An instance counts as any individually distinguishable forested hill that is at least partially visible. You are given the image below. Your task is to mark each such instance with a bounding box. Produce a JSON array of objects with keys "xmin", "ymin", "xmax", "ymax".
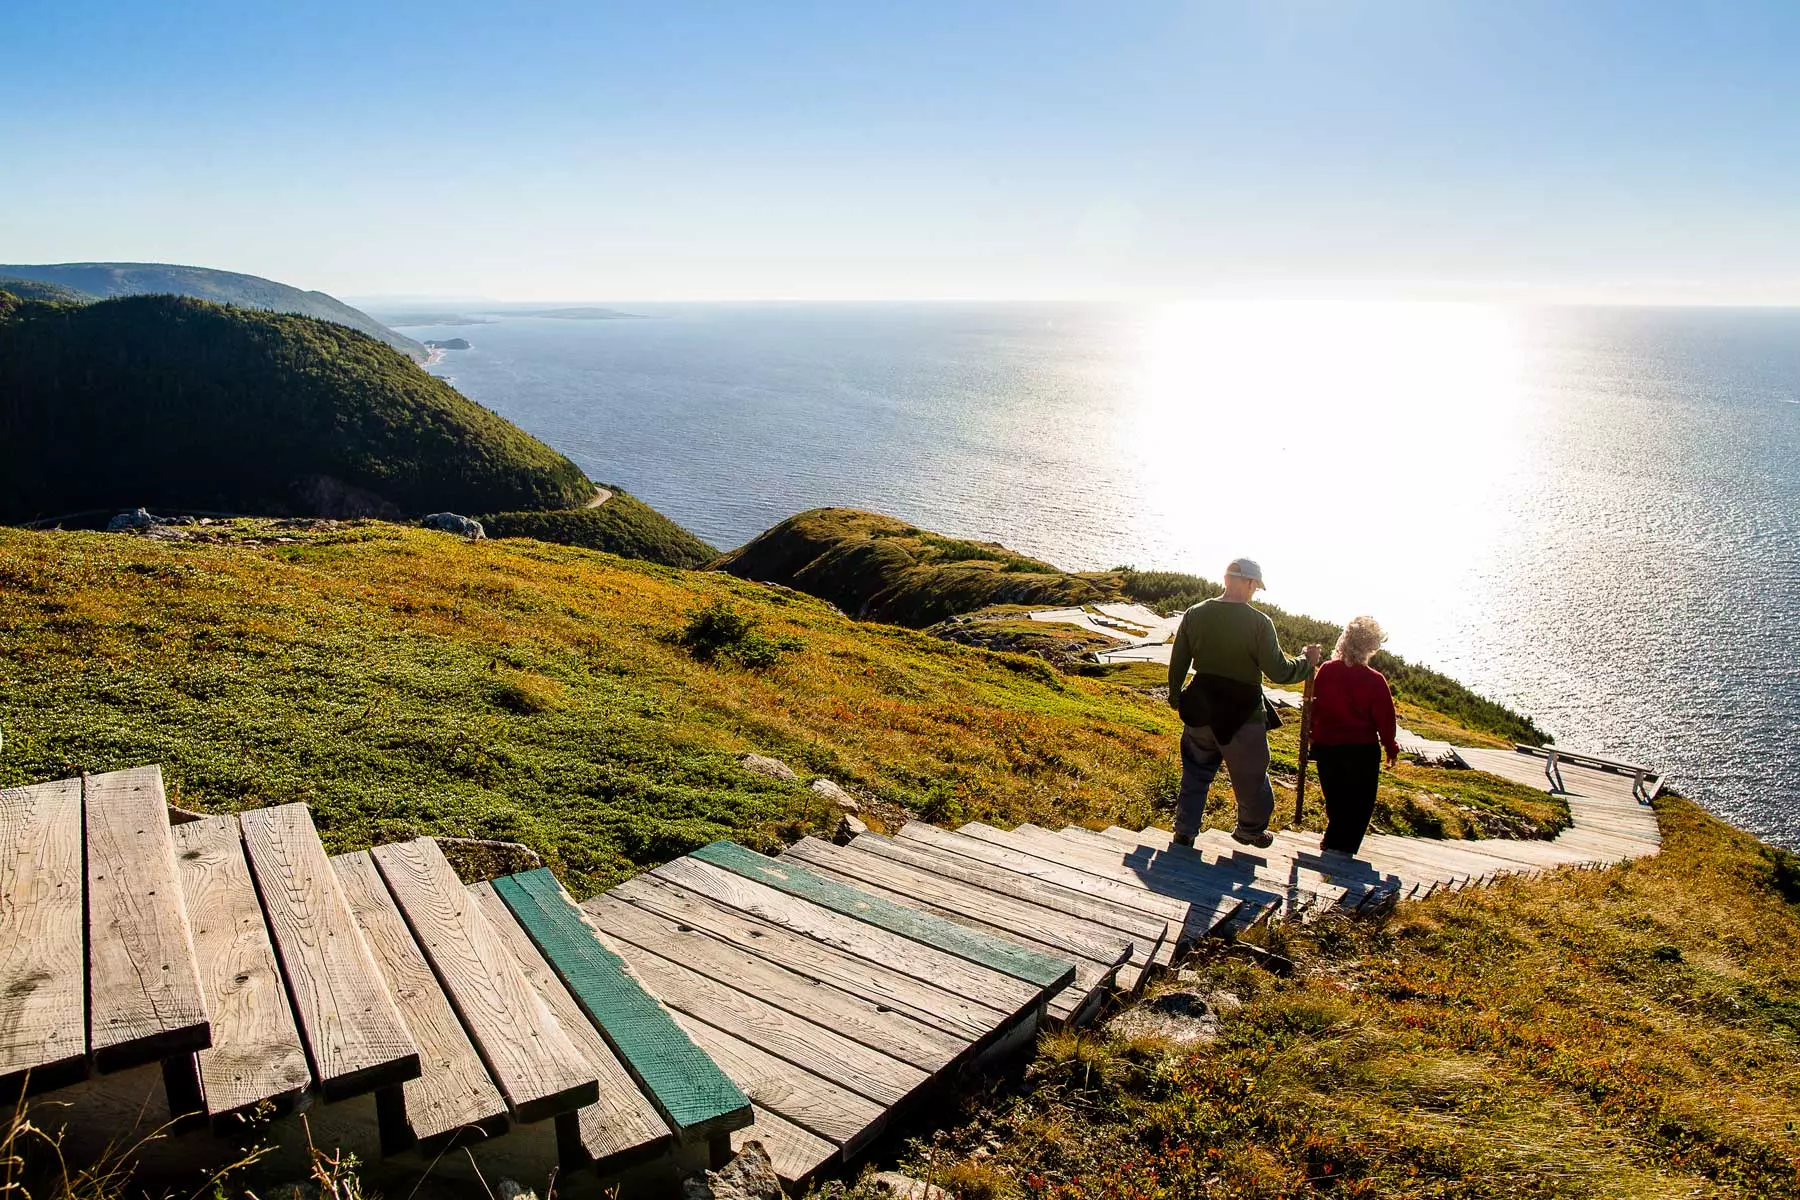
[
  {"xmin": 0, "ymin": 292, "xmax": 593, "ymax": 522},
  {"xmin": 0, "ymin": 261, "xmax": 425, "ymax": 360}
]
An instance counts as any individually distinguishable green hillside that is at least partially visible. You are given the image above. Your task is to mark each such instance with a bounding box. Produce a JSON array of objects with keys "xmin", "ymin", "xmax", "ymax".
[
  {"xmin": 0, "ymin": 292, "xmax": 593, "ymax": 522},
  {"xmin": 719, "ymin": 507, "xmax": 1546, "ymax": 744},
  {"xmin": 0, "ymin": 261, "xmax": 426, "ymax": 359},
  {"xmin": 717, "ymin": 507, "xmax": 1117, "ymax": 624},
  {"xmin": 0, "ymin": 275, "xmax": 88, "ymax": 304},
  {"xmin": 479, "ymin": 488, "xmax": 717, "ymax": 568}
]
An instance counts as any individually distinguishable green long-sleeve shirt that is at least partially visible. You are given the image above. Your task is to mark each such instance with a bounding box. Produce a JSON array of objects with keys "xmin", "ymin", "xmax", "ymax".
[{"xmin": 1166, "ymin": 598, "xmax": 1312, "ymax": 708}]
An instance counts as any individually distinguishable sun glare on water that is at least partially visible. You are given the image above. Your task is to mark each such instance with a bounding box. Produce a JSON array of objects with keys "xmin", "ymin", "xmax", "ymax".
[{"xmin": 1115, "ymin": 298, "xmax": 1534, "ymax": 649}]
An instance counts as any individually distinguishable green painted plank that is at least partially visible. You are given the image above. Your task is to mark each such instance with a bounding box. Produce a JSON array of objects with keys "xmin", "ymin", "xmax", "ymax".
[
  {"xmin": 691, "ymin": 842, "xmax": 1075, "ymax": 991},
  {"xmin": 492, "ymin": 869, "xmax": 751, "ymax": 1142}
]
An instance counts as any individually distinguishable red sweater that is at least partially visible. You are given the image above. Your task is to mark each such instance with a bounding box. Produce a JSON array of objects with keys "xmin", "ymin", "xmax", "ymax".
[{"xmin": 1309, "ymin": 660, "xmax": 1398, "ymax": 753}]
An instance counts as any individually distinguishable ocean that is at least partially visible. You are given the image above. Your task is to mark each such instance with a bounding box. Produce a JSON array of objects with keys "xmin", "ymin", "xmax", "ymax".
[{"xmin": 403, "ymin": 301, "xmax": 1800, "ymax": 848}]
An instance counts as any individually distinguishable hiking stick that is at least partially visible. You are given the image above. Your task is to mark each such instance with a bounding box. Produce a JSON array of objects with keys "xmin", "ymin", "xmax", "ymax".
[{"xmin": 1293, "ymin": 670, "xmax": 1317, "ymax": 824}]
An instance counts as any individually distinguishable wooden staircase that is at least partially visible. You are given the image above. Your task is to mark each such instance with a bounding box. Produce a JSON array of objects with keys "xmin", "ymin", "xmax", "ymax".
[{"xmin": 1, "ymin": 746, "xmax": 1661, "ymax": 1193}]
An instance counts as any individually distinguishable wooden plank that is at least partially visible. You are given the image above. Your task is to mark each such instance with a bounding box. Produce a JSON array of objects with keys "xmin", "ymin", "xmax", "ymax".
[
  {"xmin": 466, "ymin": 881, "xmax": 673, "ymax": 1169},
  {"xmin": 784, "ymin": 839, "xmax": 1135, "ymax": 970},
  {"xmin": 852, "ymin": 832, "xmax": 1177, "ymax": 967},
  {"xmin": 1100, "ymin": 826, "xmax": 1372, "ymax": 910},
  {"xmin": 171, "ymin": 816, "xmax": 309, "ymax": 1120},
  {"xmin": 650, "ymin": 857, "xmax": 1042, "ymax": 1017},
  {"xmin": 777, "ymin": 850, "xmax": 1106, "ymax": 1021},
  {"xmin": 663, "ymin": 1007, "xmax": 885, "ymax": 1153},
  {"xmin": 371, "ymin": 840, "xmax": 596, "ymax": 1125},
  {"xmin": 1050, "ymin": 825, "xmax": 1345, "ymax": 913},
  {"xmin": 893, "ymin": 821, "xmax": 1226, "ymax": 940},
  {"xmin": 84, "ymin": 766, "xmax": 210, "ymax": 1072},
  {"xmin": 239, "ymin": 803, "xmax": 419, "ymax": 1100},
  {"xmin": 734, "ymin": 1105, "xmax": 839, "ymax": 1185},
  {"xmin": 585, "ymin": 893, "xmax": 964, "ymax": 1072},
  {"xmin": 491, "ymin": 868, "xmax": 751, "ymax": 1143},
  {"xmin": 691, "ymin": 841, "xmax": 1076, "ymax": 991},
  {"xmin": 590, "ymin": 929, "xmax": 927, "ymax": 1108},
  {"xmin": 0, "ymin": 777, "xmax": 87, "ymax": 1095},
  {"xmin": 602, "ymin": 876, "xmax": 1005, "ymax": 1041},
  {"xmin": 936, "ymin": 823, "xmax": 1245, "ymax": 940},
  {"xmin": 332, "ymin": 851, "xmax": 507, "ymax": 1149}
]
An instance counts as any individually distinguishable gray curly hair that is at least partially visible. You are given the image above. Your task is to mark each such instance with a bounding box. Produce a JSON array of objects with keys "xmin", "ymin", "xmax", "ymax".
[{"xmin": 1333, "ymin": 615, "xmax": 1386, "ymax": 666}]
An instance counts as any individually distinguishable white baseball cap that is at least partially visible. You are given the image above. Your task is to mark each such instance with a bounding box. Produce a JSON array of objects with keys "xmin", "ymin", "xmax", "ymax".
[{"xmin": 1225, "ymin": 558, "xmax": 1265, "ymax": 587}]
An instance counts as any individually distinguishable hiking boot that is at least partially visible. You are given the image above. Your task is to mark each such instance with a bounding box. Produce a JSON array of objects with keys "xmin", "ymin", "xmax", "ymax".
[
  {"xmin": 1171, "ymin": 832, "xmax": 1196, "ymax": 848},
  {"xmin": 1231, "ymin": 828, "xmax": 1275, "ymax": 849}
]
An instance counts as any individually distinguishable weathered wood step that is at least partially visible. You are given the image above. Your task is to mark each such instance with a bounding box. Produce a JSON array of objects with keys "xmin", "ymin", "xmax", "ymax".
[
  {"xmin": 173, "ymin": 815, "xmax": 309, "ymax": 1124},
  {"xmin": 894, "ymin": 822, "xmax": 1228, "ymax": 944},
  {"xmin": 466, "ymin": 881, "xmax": 671, "ymax": 1173},
  {"xmin": 491, "ymin": 868, "xmax": 752, "ymax": 1148},
  {"xmin": 954, "ymin": 823, "xmax": 1254, "ymax": 939},
  {"xmin": 689, "ymin": 842, "xmax": 1077, "ymax": 993},
  {"xmin": 332, "ymin": 850, "xmax": 507, "ymax": 1152},
  {"xmin": 775, "ymin": 840, "xmax": 1122, "ymax": 1019},
  {"xmin": 85, "ymin": 767, "xmax": 211, "ymax": 1076},
  {"xmin": 239, "ymin": 803, "xmax": 419, "ymax": 1101},
  {"xmin": 0, "ymin": 777, "xmax": 88, "ymax": 1096},
  {"xmin": 372, "ymin": 839, "xmax": 597, "ymax": 1126},
  {"xmin": 602, "ymin": 874, "xmax": 1009, "ymax": 1042},
  {"xmin": 648, "ymin": 856, "xmax": 1044, "ymax": 1022},
  {"xmin": 845, "ymin": 830, "xmax": 1177, "ymax": 971},
  {"xmin": 1054, "ymin": 825, "xmax": 1346, "ymax": 916}
]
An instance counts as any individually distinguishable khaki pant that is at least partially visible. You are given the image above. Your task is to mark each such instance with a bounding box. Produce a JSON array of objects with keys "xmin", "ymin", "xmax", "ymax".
[{"xmin": 1173, "ymin": 718, "xmax": 1275, "ymax": 840}]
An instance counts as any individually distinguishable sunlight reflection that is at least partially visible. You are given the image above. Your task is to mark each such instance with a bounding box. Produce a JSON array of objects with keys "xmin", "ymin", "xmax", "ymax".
[{"xmin": 1115, "ymin": 300, "xmax": 1533, "ymax": 648}]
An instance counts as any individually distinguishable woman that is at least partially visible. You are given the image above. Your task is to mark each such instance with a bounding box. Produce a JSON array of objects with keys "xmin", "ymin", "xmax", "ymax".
[{"xmin": 1309, "ymin": 615, "xmax": 1399, "ymax": 855}]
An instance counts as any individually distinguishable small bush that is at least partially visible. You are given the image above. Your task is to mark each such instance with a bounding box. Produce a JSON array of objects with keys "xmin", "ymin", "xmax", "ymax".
[
  {"xmin": 675, "ymin": 599, "xmax": 800, "ymax": 669},
  {"xmin": 1764, "ymin": 846, "xmax": 1800, "ymax": 905}
]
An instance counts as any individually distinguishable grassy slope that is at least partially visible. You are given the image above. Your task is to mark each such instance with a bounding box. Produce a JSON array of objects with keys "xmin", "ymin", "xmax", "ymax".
[
  {"xmin": 902, "ymin": 796, "xmax": 1800, "ymax": 1199},
  {"xmin": 717, "ymin": 508, "xmax": 1119, "ymax": 624},
  {"xmin": 720, "ymin": 509, "xmax": 1546, "ymax": 745},
  {"xmin": 479, "ymin": 488, "xmax": 717, "ymax": 569},
  {"xmin": 0, "ymin": 523, "xmax": 1557, "ymax": 899},
  {"xmin": 0, "ymin": 294, "xmax": 593, "ymax": 522}
]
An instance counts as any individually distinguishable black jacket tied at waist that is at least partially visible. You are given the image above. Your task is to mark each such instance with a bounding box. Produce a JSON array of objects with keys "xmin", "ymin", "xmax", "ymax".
[{"xmin": 1178, "ymin": 673, "xmax": 1283, "ymax": 742}]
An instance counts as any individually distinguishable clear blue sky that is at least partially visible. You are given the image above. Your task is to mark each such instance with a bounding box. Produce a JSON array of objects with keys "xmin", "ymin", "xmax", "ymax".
[{"xmin": 4, "ymin": 1, "xmax": 1798, "ymax": 302}]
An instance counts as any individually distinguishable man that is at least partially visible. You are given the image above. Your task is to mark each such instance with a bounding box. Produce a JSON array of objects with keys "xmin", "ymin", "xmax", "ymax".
[{"xmin": 1167, "ymin": 558, "xmax": 1321, "ymax": 849}]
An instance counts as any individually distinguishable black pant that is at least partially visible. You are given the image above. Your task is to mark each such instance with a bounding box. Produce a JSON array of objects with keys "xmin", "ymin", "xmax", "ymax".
[{"xmin": 1314, "ymin": 743, "xmax": 1380, "ymax": 855}]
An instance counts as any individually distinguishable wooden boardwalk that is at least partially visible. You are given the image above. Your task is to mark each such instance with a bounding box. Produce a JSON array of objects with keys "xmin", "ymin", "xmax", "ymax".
[{"xmin": 1, "ymin": 745, "xmax": 1662, "ymax": 1192}]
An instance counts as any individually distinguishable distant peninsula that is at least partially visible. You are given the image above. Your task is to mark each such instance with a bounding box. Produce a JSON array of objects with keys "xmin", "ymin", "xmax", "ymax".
[
  {"xmin": 511, "ymin": 306, "xmax": 646, "ymax": 320},
  {"xmin": 424, "ymin": 337, "xmax": 471, "ymax": 350},
  {"xmin": 377, "ymin": 312, "xmax": 497, "ymax": 327}
]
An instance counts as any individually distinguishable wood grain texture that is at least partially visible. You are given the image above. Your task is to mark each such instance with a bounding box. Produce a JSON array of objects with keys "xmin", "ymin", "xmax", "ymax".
[
  {"xmin": 0, "ymin": 777, "xmax": 87, "ymax": 1095},
  {"xmin": 370, "ymin": 840, "xmax": 596, "ymax": 1125},
  {"xmin": 601, "ymin": 875, "xmax": 1004, "ymax": 1041},
  {"xmin": 692, "ymin": 841, "xmax": 1075, "ymax": 990},
  {"xmin": 895, "ymin": 822, "xmax": 1225, "ymax": 942},
  {"xmin": 239, "ymin": 803, "xmax": 418, "ymax": 1100},
  {"xmin": 466, "ymin": 881, "xmax": 670, "ymax": 1169},
  {"xmin": 777, "ymin": 852, "xmax": 1102, "ymax": 1022},
  {"xmin": 650, "ymin": 858, "xmax": 1042, "ymax": 1017},
  {"xmin": 586, "ymin": 892, "xmax": 964, "ymax": 1072},
  {"xmin": 84, "ymin": 766, "xmax": 210, "ymax": 1072},
  {"xmin": 491, "ymin": 868, "xmax": 751, "ymax": 1143},
  {"xmin": 591, "ymin": 928, "xmax": 927, "ymax": 1107},
  {"xmin": 783, "ymin": 838, "xmax": 1134, "ymax": 969},
  {"xmin": 171, "ymin": 816, "xmax": 309, "ymax": 1119},
  {"xmin": 851, "ymin": 832, "xmax": 1176, "ymax": 958},
  {"xmin": 332, "ymin": 851, "xmax": 507, "ymax": 1149},
  {"xmin": 665, "ymin": 1006, "xmax": 886, "ymax": 1156}
]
